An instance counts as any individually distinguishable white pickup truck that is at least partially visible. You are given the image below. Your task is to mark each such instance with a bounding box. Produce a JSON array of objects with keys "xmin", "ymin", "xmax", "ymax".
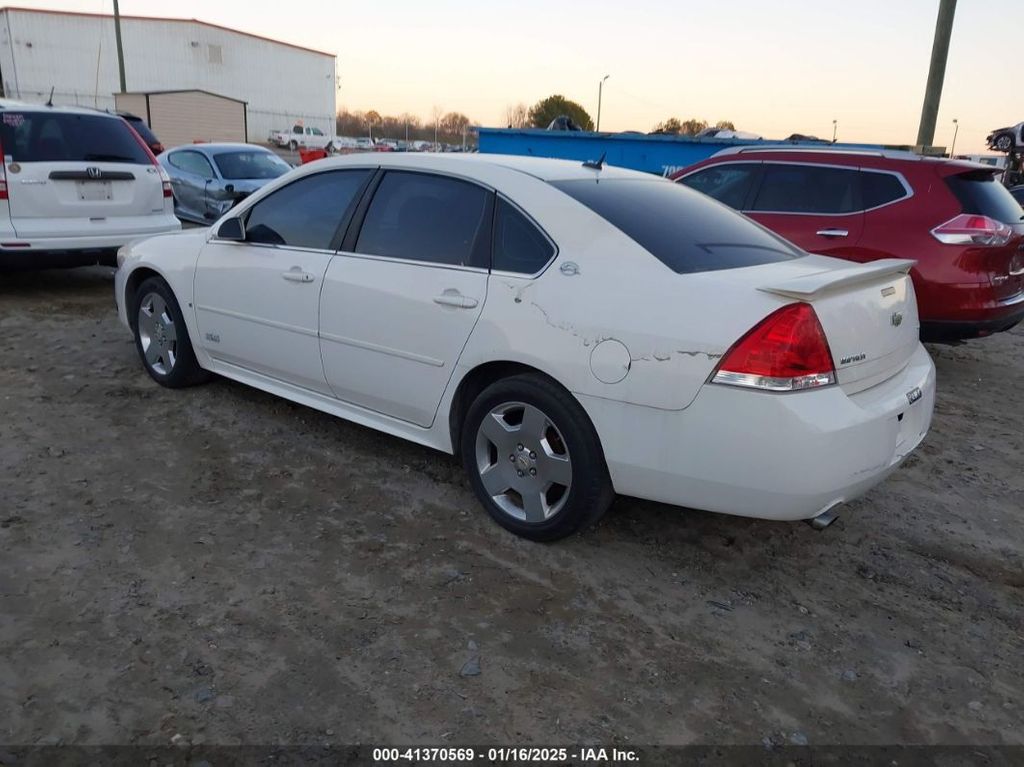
[{"xmin": 269, "ymin": 124, "xmax": 337, "ymax": 151}]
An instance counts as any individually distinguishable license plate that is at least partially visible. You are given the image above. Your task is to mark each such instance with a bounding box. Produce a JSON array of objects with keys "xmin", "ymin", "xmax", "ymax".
[{"xmin": 77, "ymin": 180, "xmax": 112, "ymax": 201}]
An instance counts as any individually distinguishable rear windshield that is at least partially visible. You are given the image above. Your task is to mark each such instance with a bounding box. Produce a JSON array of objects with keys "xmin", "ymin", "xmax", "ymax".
[
  {"xmin": 946, "ymin": 171, "xmax": 1024, "ymax": 224},
  {"xmin": 551, "ymin": 178, "xmax": 800, "ymax": 273},
  {"xmin": 213, "ymin": 150, "xmax": 290, "ymax": 180},
  {"xmin": 0, "ymin": 111, "xmax": 151, "ymax": 164}
]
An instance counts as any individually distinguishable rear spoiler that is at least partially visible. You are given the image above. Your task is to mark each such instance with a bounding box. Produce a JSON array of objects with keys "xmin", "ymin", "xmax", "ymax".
[{"xmin": 758, "ymin": 258, "xmax": 915, "ymax": 300}]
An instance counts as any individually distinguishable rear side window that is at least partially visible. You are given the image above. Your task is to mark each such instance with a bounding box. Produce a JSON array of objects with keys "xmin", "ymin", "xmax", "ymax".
[
  {"xmin": 678, "ymin": 163, "xmax": 759, "ymax": 209},
  {"xmin": 168, "ymin": 151, "xmax": 215, "ymax": 178},
  {"xmin": 245, "ymin": 169, "xmax": 370, "ymax": 249},
  {"xmin": 551, "ymin": 178, "xmax": 800, "ymax": 274},
  {"xmin": 355, "ymin": 171, "xmax": 491, "ymax": 268},
  {"xmin": 0, "ymin": 112, "xmax": 151, "ymax": 164},
  {"xmin": 751, "ymin": 164, "xmax": 859, "ymax": 214},
  {"xmin": 124, "ymin": 117, "xmax": 159, "ymax": 147},
  {"xmin": 492, "ymin": 198, "xmax": 555, "ymax": 274},
  {"xmin": 945, "ymin": 171, "xmax": 1024, "ymax": 224},
  {"xmin": 861, "ymin": 171, "xmax": 908, "ymax": 209}
]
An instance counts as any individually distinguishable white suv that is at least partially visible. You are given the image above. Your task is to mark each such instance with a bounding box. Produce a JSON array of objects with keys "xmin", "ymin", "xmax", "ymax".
[{"xmin": 0, "ymin": 100, "xmax": 180, "ymax": 269}]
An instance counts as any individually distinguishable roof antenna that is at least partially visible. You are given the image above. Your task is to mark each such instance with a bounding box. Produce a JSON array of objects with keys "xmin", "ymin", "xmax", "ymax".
[
  {"xmin": 582, "ymin": 151, "xmax": 606, "ymax": 170},
  {"xmin": 45, "ymin": 86, "xmax": 54, "ymax": 107}
]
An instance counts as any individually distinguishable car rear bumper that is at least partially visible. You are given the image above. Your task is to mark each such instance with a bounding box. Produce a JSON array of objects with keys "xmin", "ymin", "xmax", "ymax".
[
  {"xmin": 921, "ymin": 290, "xmax": 1024, "ymax": 340},
  {"xmin": 0, "ymin": 220, "xmax": 181, "ymax": 270},
  {"xmin": 582, "ymin": 343, "xmax": 935, "ymax": 521}
]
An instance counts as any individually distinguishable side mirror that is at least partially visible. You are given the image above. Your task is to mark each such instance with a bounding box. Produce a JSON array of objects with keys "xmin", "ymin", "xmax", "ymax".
[{"xmin": 216, "ymin": 217, "xmax": 245, "ymax": 242}]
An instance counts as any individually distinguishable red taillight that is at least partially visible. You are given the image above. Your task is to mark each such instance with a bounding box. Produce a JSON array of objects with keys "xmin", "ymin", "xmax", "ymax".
[
  {"xmin": 712, "ymin": 303, "xmax": 836, "ymax": 392},
  {"xmin": 931, "ymin": 214, "xmax": 1012, "ymax": 247},
  {"xmin": 0, "ymin": 138, "xmax": 7, "ymax": 200}
]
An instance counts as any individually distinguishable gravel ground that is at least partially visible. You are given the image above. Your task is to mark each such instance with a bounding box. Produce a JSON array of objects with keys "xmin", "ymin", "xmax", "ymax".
[{"xmin": 1, "ymin": 266, "xmax": 1022, "ymax": 747}]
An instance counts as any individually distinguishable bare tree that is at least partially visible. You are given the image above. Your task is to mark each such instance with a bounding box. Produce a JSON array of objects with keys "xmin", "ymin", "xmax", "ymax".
[{"xmin": 504, "ymin": 103, "xmax": 529, "ymax": 129}]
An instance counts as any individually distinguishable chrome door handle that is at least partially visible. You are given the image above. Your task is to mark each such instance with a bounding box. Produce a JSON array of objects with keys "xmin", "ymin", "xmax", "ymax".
[
  {"xmin": 433, "ymin": 293, "xmax": 479, "ymax": 309},
  {"xmin": 816, "ymin": 228, "xmax": 849, "ymax": 238},
  {"xmin": 281, "ymin": 268, "xmax": 315, "ymax": 283}
]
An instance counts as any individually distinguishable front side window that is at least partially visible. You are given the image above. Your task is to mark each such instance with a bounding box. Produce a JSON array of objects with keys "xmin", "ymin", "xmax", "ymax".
[
  {"xmin": 678, "ymin": 163, "xmax": 759, "ymax": 209},
  {"xmin": 169, "ymin": 151, "xmax": 215, "ymax": 178},
  {"xmin": 751, "ymin": 164, "xmax": 859, "ymax": 214},
  {"xmin": 0, "ymin": 112, "xmax": 151, "ymax": 164},
  {"xmin": 213, "ymin": 150, "xmax": 290, "ymax": 180},
  {"xmin": 492, "ymin": 198, "xmax": 555, "ymax": 274},
  {"xmin": 355, "ymin": 171, "xmax": 491, "ymax": 267},
  {"xmin": 552, "ymin": 178, "xmax": 799, "ymax": 274},
  {"xmin": 244, "ymin": 169, "xmax": 370, "ymax": 249}
]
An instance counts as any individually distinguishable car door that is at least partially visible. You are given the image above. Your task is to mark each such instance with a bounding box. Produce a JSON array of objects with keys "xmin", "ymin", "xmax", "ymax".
[
  {"xmin": 193, "ymin": 168, "xmax": 373, "ymax": 394},
  {"xmin": 319, "ymin": 169, "xmax": 493, "ymax": 427},
  {"xmin": 744, "ymin": 162, "xmax": 865, "ymax": 258},
  {"xmin": 166, "ymin": 150, "xmax": 217, "ymax": 221}
]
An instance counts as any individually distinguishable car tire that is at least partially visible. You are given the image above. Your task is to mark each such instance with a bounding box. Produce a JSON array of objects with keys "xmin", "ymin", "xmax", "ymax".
[
  {"xmin": 460, "ymin": 373, "xmax": 614, "ymax": 541},
  {"xmin": 132, "ymin": 276, "xmax": 210, "ymax": 389},
  {"xmin": 324, "ymin": 142, "xmax": 334, "ymax": 155},
  {"xmin": 994, "ymin": 133, "xmax": 1014, "ymax": 152},
  {"xmin": 288, "ymin": 140, "xmax": 298, "ymax": 151}
]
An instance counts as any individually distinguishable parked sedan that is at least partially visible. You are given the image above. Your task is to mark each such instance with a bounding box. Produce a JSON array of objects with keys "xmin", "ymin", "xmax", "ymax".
[
  {"xmin": 673, "ymin": 148, "xmax": 1024, "ymax": 340},
  {"xmin": 114, "ymin": 154, "xmax": 934, "ymax": 540},
  {"xmin": 159, "ymin": 143, "xmax": 291, "ymax": 225}
]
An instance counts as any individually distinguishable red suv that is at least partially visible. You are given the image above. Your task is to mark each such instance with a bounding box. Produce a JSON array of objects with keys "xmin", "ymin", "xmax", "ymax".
[{"xmin": 672, "ymin": 148, "xmax": 1024, "ymax": 341}]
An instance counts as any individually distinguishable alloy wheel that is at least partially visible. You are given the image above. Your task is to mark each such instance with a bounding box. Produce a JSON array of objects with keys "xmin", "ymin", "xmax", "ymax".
[
  {"xmin": 474, "ymin": 401, "xmax": 572, "ymax": 523},
  {"xmin": 137, "ymin": 292, "xmax": 178, "ymax": 376}
]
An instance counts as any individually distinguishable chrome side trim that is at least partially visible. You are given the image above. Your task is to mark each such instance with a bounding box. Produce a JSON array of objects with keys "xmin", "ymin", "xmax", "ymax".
[
  {"xmin": 319, "ymin": 330, "xmax": 445, "ymax": 367},
  {"xmin": 194, "ymin": 304, "xmax": 318, "ymax": 338}
]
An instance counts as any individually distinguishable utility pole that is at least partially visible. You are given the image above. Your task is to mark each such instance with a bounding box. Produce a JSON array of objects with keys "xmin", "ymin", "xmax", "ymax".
[
  {"xmin": 596, "ymin": 75, "xmax": 609, "ymax": 132},
  {"xmin": 950, "ymin": 118, "xmax": 959, "ymax": 156},
  {"xmin": 916, "ymin": 0, "xmax": 957, "ymax": 149},
  {"xmin": 113, "ymin": 0, "xmax": 127, "ymax": 93}
]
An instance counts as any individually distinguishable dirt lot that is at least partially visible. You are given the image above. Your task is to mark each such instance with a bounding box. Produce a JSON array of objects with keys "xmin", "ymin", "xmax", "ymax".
[{"xmin": 1, "ymin": 266, "xmax": 1022, "ymax": 748}]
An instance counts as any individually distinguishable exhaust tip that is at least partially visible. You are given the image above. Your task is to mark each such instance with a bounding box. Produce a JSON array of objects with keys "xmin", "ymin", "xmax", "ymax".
[{"xmin": 808, "ymin": 504, "xmax": 842, "ymax": 530}]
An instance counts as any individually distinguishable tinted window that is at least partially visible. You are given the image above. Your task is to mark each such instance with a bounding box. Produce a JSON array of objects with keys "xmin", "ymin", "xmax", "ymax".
[
  {"xmin": 551, "ymin": 178, "xmax": 800, "ymax": 274},
  {"xmin": 213, "ymin": 150, "xmax": 290, "ymax": 180},
  {"xmin": 678, "ymin": 163, "xmax": 759, "ymax": 209},
  {"xmin": 245, "ymin": 169, "xmax": 370, "ymax": 249},
  {"xmin": 1011, "ymin": 187, "xmax": 1024, "ymax": 206},
  {"xmin": 946, "ymin": 171, "xmax": 1024, "ymax": 224},
  {"xmin": 861, "ymin": 171, "xmax": 907, "ymax": 208},
  {"xmin": 168, "ymin": 151, "xmax": 215, "ymax": 178},
  {"xmin": 751, "ymin": 164, "xmax": 859, "ymax": 214},
  {"xmin": 355, "ymin": 171, "xmax": 490, "ymax": 267},
  {"xmin": 0, "ymin": 111, "xmax": 151, "ymax": 164},
  {"xmin": 493, "ymin": 198, "xmax": 555, "ymax": 274},
  {"xmin": 123, "ymin": 115, "xmax": 159, "ymax": 147}
]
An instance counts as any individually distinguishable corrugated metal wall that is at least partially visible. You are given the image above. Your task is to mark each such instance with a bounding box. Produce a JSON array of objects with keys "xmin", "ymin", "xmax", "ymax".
[
  {"xmin": 148, "ymin": 91, "xmax": 246, "ymax": 147},
  {"xmin": 0, "ymin": 9, "xmax": 335, "ymax": 143},
  {"xmin": 113, "ymin": 92, "xmax": 147, "ymax": 119}
]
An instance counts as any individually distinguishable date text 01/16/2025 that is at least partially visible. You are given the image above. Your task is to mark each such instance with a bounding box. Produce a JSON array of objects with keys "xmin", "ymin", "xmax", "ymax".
[{"xmin": 372, "ymin": 746, "xmax": 640, "ymax": 763}]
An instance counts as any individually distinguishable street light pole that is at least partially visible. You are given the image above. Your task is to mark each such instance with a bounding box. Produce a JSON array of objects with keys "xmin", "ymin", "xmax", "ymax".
[
  {"xmin": 832, "ymin": 119, "xmax": 838, "ymax": 143},
  {"xmin": 596, "ymin": 74, "xmax": 609, "ymax": 132},
  {"xmin": 950, "ymin": 118, "xmax": 959, "ymax": 157},
  {"xmin": 112, "ymin": 0, "xmax": 127, "ymax": 93}
]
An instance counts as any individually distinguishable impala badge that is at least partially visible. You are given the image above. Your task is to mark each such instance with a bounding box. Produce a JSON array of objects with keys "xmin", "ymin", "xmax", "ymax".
[
  {"xmin": 891, "ymin": 312, "xmax": 903, "ymax": 327},
  {"xmin": 204, "ymin": 332, "xmax": 220, "ymax": 344}
]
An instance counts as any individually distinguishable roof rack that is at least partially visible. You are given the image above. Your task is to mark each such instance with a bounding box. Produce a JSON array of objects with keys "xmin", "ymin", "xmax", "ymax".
[{"xmin": 711, "ymin": 146, "xmax": 921, "ymax": 161}]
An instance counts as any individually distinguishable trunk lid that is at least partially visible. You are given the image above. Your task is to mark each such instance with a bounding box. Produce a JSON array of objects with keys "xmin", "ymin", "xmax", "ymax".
[{"xmin": 759, "ymin": 258, "xmax": 920, "ymax": 394}]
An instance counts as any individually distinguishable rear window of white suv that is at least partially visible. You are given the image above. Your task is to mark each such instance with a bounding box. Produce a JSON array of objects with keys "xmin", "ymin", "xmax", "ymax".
[{"xmin": 0, "ymin": 111, "xmax": 151, "ymax": 164}]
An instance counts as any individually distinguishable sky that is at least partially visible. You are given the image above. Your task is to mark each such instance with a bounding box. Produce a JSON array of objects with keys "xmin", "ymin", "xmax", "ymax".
[{"xmin": 9, "ymin": 0, "xmax": 1020, "ymax": 153}]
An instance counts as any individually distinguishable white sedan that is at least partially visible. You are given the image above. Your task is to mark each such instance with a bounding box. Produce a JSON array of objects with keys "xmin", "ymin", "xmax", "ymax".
[{"xmin": 114, "ymin": 153, "xmax": 935, "ymax": 540}]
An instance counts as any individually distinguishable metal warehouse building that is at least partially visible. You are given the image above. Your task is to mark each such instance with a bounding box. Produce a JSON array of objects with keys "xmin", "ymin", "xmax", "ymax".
[{"xmin": 0, "ymin": 6, "xmax": 336, "ymax": 143}]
